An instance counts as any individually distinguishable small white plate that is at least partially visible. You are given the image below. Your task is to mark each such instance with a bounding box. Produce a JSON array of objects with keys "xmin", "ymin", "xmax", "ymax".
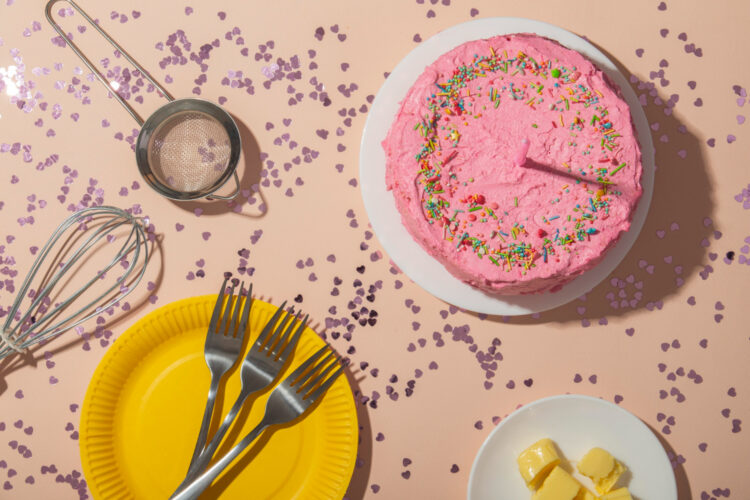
[
  {"xmin": 359, "ymin": 17, "xmax": 655, "ymax": 315},
  {"xmin": 467, "ymin": 394, "xmax": 677, "ymax": 500}
]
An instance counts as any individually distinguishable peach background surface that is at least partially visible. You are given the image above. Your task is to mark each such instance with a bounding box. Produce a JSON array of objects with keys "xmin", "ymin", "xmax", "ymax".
[{"xmin": 0, "ymin": 0, "xmax": 748, "ymax": 498}]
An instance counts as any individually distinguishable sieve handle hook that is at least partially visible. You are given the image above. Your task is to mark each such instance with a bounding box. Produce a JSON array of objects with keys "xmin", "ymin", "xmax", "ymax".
[
  {"xmin": 205, "ymin": 171, "xmax": 241, "ymax": 201},
  {"xmin": 45, "ymin": 0, "xmax": 175, "ymax": 127}
]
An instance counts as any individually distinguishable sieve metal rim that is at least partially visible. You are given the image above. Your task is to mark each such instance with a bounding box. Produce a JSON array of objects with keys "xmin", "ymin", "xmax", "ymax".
[{"xmin": 135, "ymin": 98, "xmax": 242, "ymax": 201}]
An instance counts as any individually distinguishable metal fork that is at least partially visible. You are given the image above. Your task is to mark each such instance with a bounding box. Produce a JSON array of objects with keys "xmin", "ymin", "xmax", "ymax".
[
  {"xmin": 174, "ymin": 302, "xmax": 307, "ymax": 492},
  {"xmin": 186, "ymin": 278, "xmax": 252, "ymax": 473},
  {"xmin": 172, "ymin": 344, "xmax": 345, "ymax": 500}
]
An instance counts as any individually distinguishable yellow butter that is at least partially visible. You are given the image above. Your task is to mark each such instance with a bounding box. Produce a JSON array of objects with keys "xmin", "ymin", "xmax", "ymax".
[
  {"xmin": 600, "ymin": 487, "xmax": 633, "ymax": 500},
  {"xmin": 574, "ymin": 487, "xmax": 599, "ymax": 500},
  {"xmin": 577, "ymin": 448, "xmax": 614, "ymax": 480},
  {"xmin": 577, "ymin": 447, "xmax": 626, "ymax": 494},
  {"xmin": 595, "ymin": 459, "xmax": 625, "ymax": 494},
  {"xmin": 532, "ymin": 466, "xmax": 581, "ymax": 500},
  {"xmin": 517, "ymin": 438, "xmax": 561, "ymax": 489}
]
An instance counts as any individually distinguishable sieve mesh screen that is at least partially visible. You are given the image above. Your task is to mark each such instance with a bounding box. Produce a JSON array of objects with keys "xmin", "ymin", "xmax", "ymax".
[{"xmin": 147, "ymin": 111, "xmax": 232, "ymax": 193}]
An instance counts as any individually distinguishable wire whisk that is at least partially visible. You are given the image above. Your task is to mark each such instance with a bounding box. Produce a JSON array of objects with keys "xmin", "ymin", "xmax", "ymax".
[{"xmin": 0, "ymin": 206, "xmax": 150, "ymax": 359}]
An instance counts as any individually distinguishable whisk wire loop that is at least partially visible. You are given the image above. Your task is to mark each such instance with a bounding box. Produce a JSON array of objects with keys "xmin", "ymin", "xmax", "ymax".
[{"xmin": 0, "ymin": 206, "xmax": 150, "ymax": 359}]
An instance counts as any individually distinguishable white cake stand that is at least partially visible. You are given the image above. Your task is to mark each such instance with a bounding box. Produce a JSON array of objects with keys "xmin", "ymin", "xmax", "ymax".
[{"xmin": 359, "ymin": 17, "xmax": 654, "ymax": 315}]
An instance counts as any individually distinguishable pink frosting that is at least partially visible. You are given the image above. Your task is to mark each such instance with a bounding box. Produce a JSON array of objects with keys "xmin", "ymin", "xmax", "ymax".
[{"xmin": 383, "ymin": 34, "xmax": 643, "ymax": 294}]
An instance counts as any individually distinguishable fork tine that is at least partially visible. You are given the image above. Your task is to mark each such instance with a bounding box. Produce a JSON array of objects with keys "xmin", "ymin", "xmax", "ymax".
[
  {"xmin": 269, "ymin": 311, "xmax": 301, "ymax": 356},
  {"xmin": 305, "ymin": 364, "xmax": 345, "ymax": 402},
  {"xmin": 207, "ymin": 277, "xmax": 229, "ymax": 334},
  {"xmin": 226, "ymin": 281, "xmax": 245, "ymax": 337},
  {"xmin": 285, "ymin": 345, "xmax": 328, "ymax": 385},
  {"xmin": 258, "ymin": 307, "xmax": 293, "ymax": 349},
  {"xmin": 235, "ymin": 283, "xmax": 253, "ymax": 341},
  {"xmin": 278, "ymin": 314, "xmax": 308, "ymax": 360},
  {"xmin": 218, "ymin": 280, "xmax": 237, "ymax": 335},
  {"xmin": 293, "ymin": 350, "xmax": 334, "ymax": 389},
  {"xmin": 298, "ymin": 353, "xmax": 339, "ymax": 395},
  {"xmin": 253, "ymin": 300, "xmax": 287, "ymax": 347}
]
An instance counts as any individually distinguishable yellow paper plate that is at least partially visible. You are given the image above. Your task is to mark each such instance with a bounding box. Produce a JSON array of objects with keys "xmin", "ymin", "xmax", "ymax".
[{"xmin": 80, "ymin": 295, "xmax": 358, "ymax": 499}]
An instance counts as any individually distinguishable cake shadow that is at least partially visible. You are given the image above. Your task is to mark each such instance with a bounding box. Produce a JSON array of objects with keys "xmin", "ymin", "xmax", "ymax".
[{"xmin": 474, "ymin": 44, "xmax": 714, "ymax": 325}]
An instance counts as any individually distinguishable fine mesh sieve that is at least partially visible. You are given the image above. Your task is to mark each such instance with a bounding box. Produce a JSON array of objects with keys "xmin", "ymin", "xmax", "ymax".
[
  {"xmin": 46, "ymin": 0, "xmax": 241, "ymax": 201},
  {"xmin": 136, "ymin": 100, "xmax": 241, "ymax": 200}
]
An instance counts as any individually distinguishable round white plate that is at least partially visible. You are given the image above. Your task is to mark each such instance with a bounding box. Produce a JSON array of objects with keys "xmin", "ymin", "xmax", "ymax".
[
  {"xmin": 467, "ymin": 394, "xmax": 677, "ymax": 500},
  {"xmin": 359, "ymin": 17, "xmax": 655, "ymax": 315}
]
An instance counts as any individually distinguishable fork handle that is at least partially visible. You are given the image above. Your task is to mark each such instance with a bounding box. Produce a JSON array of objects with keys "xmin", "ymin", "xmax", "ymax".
[
  {"xmin": 178, "ymin": 390, "xmax": 249, "ymax": 490},
  {"xmin": 187, "ymin": 377, "xmax": 221, "ymax": 471},
  {"xmin": 171, "ymin": 419, "xmax": 271, "ymax": 500}
]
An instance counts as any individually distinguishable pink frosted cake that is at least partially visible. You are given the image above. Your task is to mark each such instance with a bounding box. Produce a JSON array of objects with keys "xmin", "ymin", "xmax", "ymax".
[{"xmin": 383, "ymin": 34, "xmax": 643, "ymax": 294}]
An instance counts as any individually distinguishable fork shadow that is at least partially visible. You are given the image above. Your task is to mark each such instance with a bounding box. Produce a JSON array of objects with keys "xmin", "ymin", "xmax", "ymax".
[
  {"xmin": 343, "ymin": 369, "xmax": 373, "ymax": 500},
  {"xmin": 202, "ymin": 292, "xmax": 301, "ymax": 445},
  {"xmin": 203, "ymin": 416, "xmax": 292, "ymax": 499},
  {"xmin": 197, "ymin": 363, "xmax": 369, "ymax": 499},
  {"xmin": 199, "ymin": 286, "xmax": 265, "ymax": 447}
]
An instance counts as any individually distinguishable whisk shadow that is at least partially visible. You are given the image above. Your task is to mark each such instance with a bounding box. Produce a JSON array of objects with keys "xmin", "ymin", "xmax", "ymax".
[
  {"xmin": 168, "ymin": 115, "xmax": 268, "ymax": 219},
  {"xmin": 0, "ymin": 349, "xmax": 36, "ymax": 394},
  {"xmin": 0, "ymin": 232, "xmax": 165, "ymax": 396}
]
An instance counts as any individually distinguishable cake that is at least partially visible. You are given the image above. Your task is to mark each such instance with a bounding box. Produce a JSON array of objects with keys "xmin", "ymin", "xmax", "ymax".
[{"xmin": 383, "ymin": 33, "xmax": 643, "ymax": 294}]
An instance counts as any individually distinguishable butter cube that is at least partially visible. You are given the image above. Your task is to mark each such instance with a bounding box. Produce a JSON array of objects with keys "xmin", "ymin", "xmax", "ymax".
[
  {"xmin": 532, "ymin": 466, "xmax": 581, "ymax": 500},
  {"xmin": 574, "ymin": 488, "xmax": 599, "ymax": 500},
  {"xmin": 577, "ymin": 448, "xmax": 614, "ymax": 480},
  {"xmin": 600, "ymin": 487, "xmax": 633, "ymax": 500},
  {"xmin": 577, "ymin": 447, "xmax": 626, "ymax": 494},
  {"xmin": 517, "ymin": 438, "xmax": 561, "ymax": 489}
]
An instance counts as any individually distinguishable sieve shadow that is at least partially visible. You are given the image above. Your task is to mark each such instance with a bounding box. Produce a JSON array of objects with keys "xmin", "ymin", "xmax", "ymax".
[
  {"xmin": 168, "ymin": 115, "xmax": 268, "ymax": 218},
  {"xmin": 465, "ymin": 41, "xmax": 714, "ymax": 325},
  {"xmin": 0, "ymin": 233, "xmax": 164, "ymax": 397}
]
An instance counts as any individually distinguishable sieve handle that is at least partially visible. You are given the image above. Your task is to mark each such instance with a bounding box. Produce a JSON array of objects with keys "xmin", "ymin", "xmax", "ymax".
[
  {"xmin": 205, "ymin": 171, "xmax": 241, "ymax": 201},
  {"xmin": 45, "ymin": 0, "xmax": 175, "ymax": 126}
]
